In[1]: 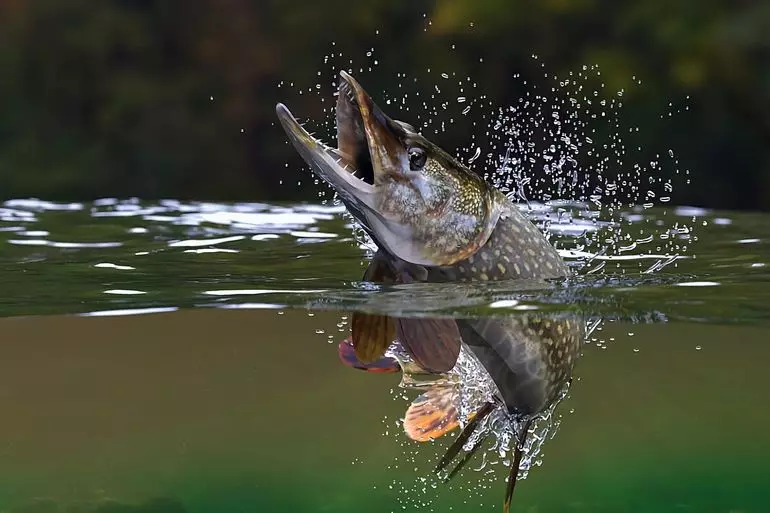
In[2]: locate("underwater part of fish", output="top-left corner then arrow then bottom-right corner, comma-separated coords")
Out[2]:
276,71 -> 584,512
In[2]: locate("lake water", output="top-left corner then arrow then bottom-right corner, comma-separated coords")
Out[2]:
0,198 -> 768,512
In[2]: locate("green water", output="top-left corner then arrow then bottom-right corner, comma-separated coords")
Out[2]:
0,199 -> 768,512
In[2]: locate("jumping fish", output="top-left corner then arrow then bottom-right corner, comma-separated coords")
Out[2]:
276,71 -> 584,511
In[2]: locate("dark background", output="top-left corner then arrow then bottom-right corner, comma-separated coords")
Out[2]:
0,0 -> 768,211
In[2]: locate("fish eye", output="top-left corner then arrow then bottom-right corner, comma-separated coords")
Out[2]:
408,147 -> 427,171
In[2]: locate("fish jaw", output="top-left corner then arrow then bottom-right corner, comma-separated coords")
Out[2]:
338,71 -> 408,186
275,102 -> 376,219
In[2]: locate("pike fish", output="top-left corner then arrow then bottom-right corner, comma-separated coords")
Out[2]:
276,71 -> 584,511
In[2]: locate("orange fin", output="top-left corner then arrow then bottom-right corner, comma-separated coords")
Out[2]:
396,318 -> 462,373
404,385 -> 460,442
338,337 -> 400,373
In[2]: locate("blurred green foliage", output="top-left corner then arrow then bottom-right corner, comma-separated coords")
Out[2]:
0,0 -> 768,210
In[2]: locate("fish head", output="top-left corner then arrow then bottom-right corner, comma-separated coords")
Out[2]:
276,71 -> 509,266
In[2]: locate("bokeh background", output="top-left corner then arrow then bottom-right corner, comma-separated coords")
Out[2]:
0,0 -> 768,211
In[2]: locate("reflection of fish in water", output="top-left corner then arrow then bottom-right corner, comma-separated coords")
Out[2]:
277,72 -> 583,511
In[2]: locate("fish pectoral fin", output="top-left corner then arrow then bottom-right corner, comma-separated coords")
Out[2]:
396,317 -> 462,373
363,250 -> 397,283
403,385 -> 461,442
350,252 -> 400,364
351,312 -> 396,364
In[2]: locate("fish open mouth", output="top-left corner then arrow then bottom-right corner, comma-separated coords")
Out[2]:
275,71 -> 385,213
335,72 -> 377,185
279,71 -> 446,264
276,71 -> 411,224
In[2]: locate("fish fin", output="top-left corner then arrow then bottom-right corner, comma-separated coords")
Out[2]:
444,430 -> 490,481
338,337 -> 400,373
435,402 -> 495,477
396,317 -> 462,373
503,418 -> 534,513
403,385 -> 462,442
362,251 -> 397,283
351,253 -> 399,364
351,312 -> 396,364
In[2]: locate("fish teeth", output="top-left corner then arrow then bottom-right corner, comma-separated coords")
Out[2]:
338,82 -> 357,105
332,156 -> 361,177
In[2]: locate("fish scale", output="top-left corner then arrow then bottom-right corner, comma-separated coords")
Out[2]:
434,200 -> 569,282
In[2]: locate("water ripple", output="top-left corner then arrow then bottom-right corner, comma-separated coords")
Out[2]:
0,199 -> 765,324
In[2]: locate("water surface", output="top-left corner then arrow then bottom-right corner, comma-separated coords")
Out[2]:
1,199 -> 767,323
